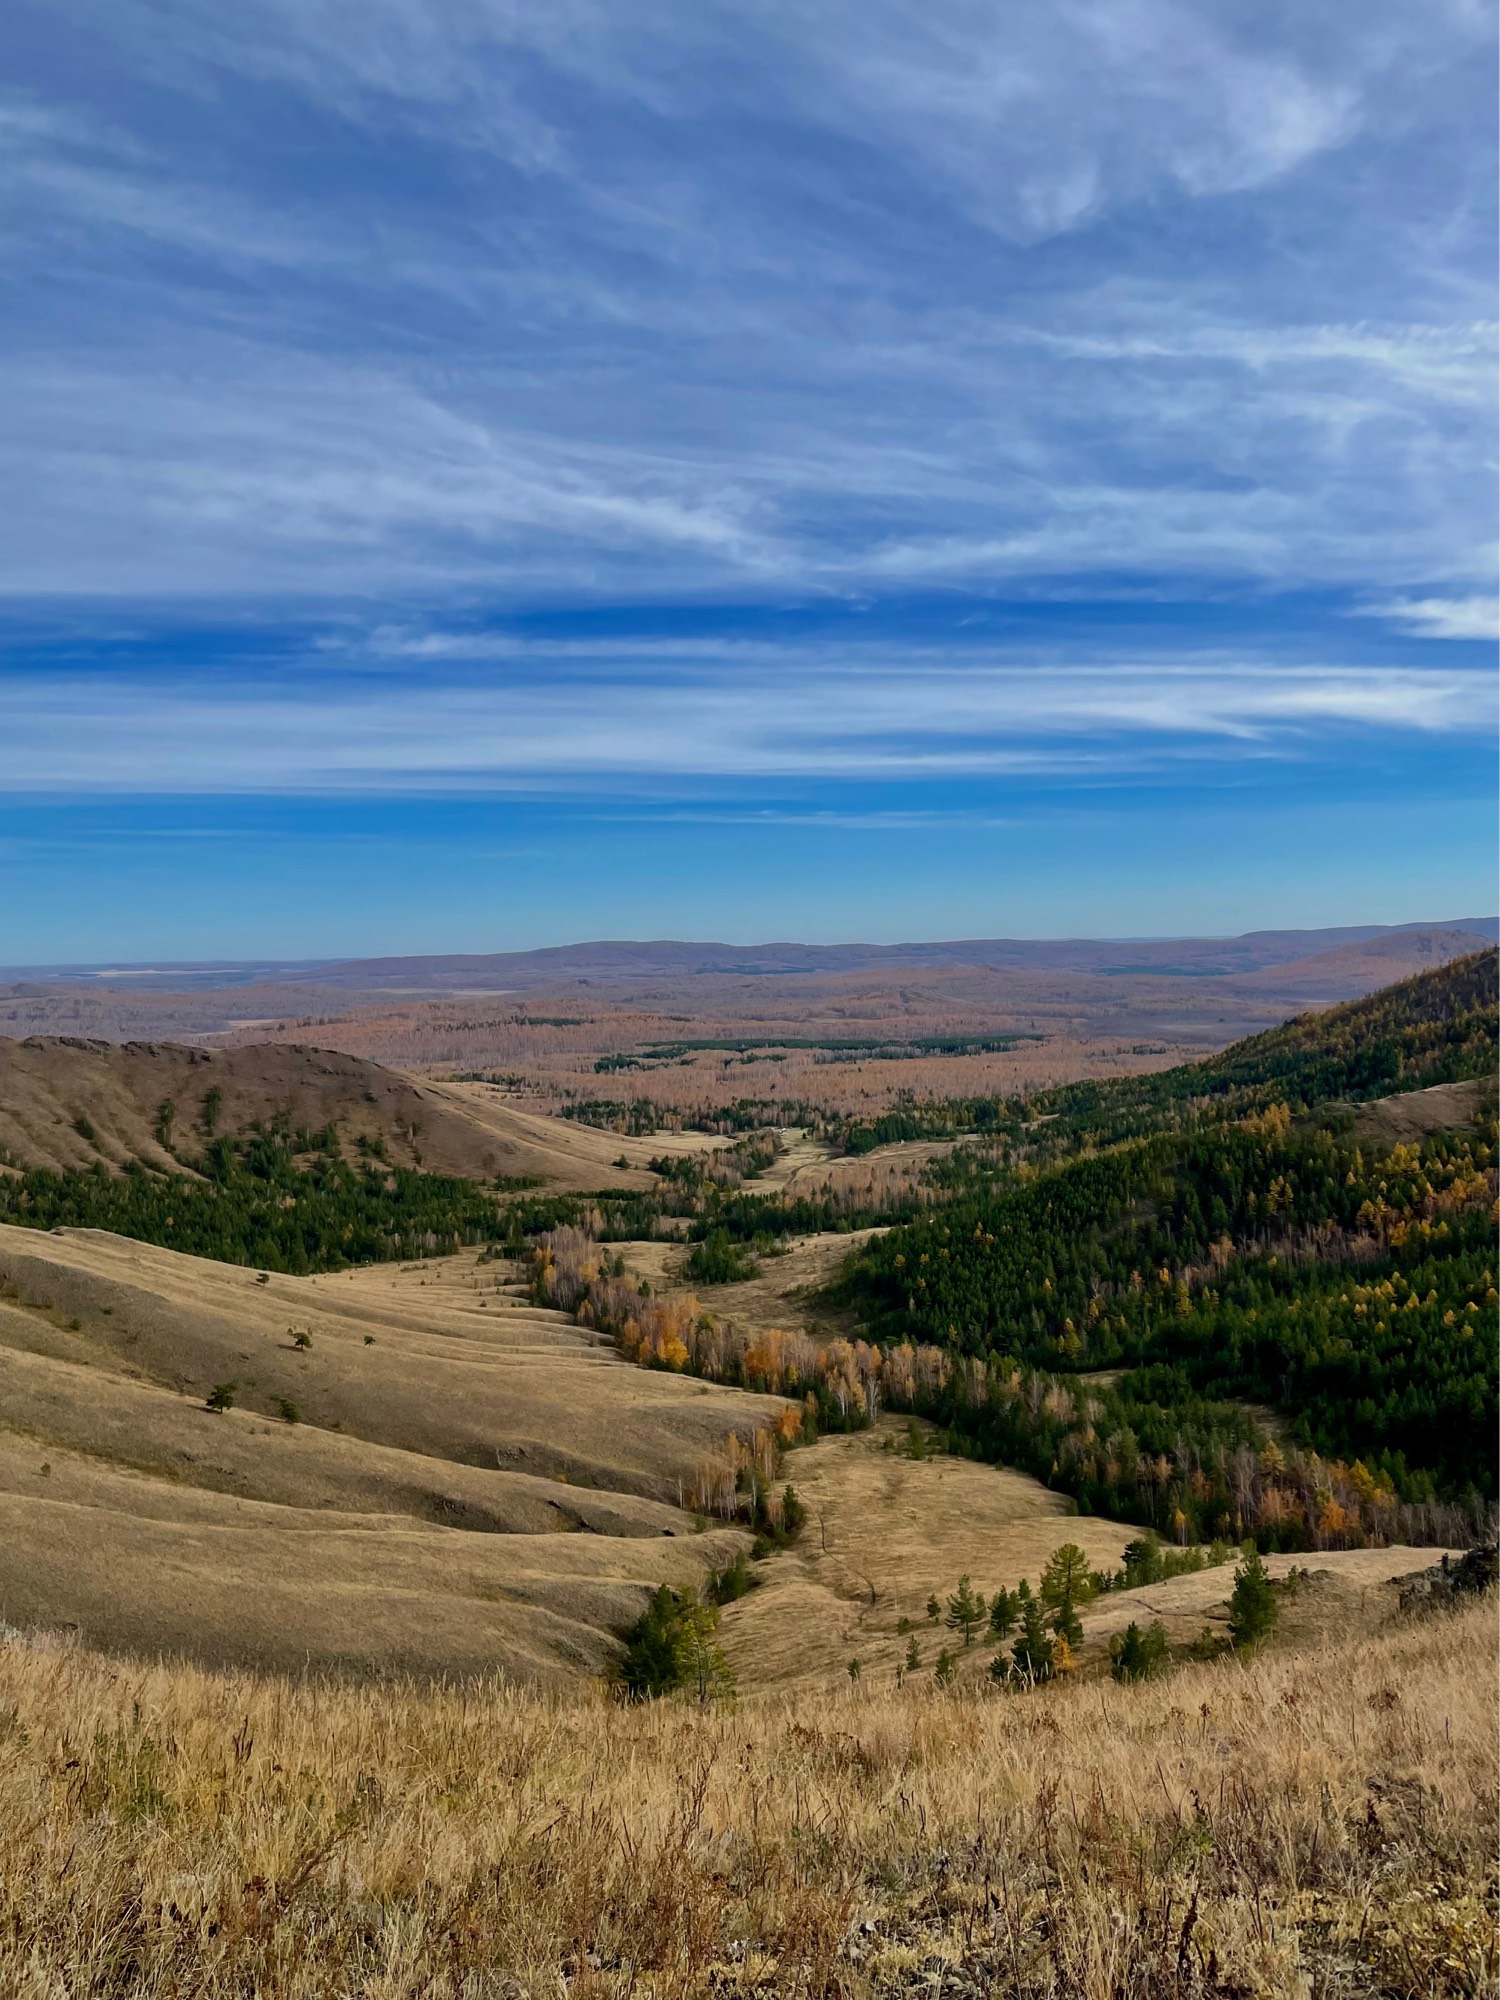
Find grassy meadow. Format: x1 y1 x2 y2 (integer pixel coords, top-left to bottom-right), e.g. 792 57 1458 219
0 1598 1492 2000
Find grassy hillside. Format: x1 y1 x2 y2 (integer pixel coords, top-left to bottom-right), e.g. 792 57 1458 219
1033 945 1497 1148
1 1597 1491 1998
0 1227 795 1678
0 1034 680 1187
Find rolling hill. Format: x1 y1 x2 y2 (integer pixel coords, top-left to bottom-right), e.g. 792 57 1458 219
0 1224 786 1679
0 1036 692 1187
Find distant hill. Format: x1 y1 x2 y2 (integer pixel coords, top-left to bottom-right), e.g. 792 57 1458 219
1198 946 1498 1107
4 918 1495 994
0 1038 663 1187
1233 926 1495 1001
1038 947 1497 1140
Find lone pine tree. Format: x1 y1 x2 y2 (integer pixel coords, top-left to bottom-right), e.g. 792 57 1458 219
1040 1542 1094 1649
1228 1550 1279 1653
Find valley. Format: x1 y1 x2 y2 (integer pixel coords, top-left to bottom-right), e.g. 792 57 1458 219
0 939 1494 1998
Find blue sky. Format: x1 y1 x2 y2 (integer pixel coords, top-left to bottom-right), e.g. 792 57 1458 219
2 0 1495 959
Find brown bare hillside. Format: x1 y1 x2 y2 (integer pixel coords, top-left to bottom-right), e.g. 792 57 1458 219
1348 1073 1497 1145
0 1227 799 1679
1235 925 1493 1001
0 1036 679 1186
0 1226 787 1496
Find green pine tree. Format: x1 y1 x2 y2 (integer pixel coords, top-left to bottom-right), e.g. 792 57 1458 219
1109 1619 1170 1682
1040 1542 1095 1649
1228 1551 1279 1653
986 1586 1018 1641
945 1574 986 1646
1010 1593 1055 1684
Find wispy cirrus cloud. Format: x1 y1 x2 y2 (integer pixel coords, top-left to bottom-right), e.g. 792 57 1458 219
0 0 1494 956
0 0 1493 608
1363 596 1499 641
3 652 1490 791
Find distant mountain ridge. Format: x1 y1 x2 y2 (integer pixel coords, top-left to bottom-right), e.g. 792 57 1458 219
4 918 1494 995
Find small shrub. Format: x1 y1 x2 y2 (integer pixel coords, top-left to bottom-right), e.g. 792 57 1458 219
276 1398 301 1425
1110 1619 1170 1683
616 1586 735 1704
709 1552 756 1604
206 1382 237 1412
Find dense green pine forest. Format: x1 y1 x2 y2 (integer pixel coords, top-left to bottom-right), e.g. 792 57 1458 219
839 953 1498 1504
0 1124 520 1272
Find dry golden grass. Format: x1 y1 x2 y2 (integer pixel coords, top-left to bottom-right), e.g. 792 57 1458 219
620 1229 883 1346
710 1421 1447 1691
0 1599 1491 1999
718 1419 1133 1690
0 1229 792 1680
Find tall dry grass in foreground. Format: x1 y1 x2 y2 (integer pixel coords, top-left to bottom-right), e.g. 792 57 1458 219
0 1606 1493 2000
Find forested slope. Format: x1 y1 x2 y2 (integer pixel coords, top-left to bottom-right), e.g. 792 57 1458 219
838 954 1498 1509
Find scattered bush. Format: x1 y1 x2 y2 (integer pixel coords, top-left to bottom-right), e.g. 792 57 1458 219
616 1586 735 1703
682 1230 759 1285
1110 1619 1170 1682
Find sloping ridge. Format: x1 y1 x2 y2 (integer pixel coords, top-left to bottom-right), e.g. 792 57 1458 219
0 1036 652 1186
0 1224 784 1680
1233 926 1494 1000
1204 945 1498 1101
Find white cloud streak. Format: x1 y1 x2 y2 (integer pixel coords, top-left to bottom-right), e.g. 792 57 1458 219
1366 596 1500 641
3 659 1490 791
0 0 1492 606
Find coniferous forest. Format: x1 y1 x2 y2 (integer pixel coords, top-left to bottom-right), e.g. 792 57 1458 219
837 953 1497 1509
